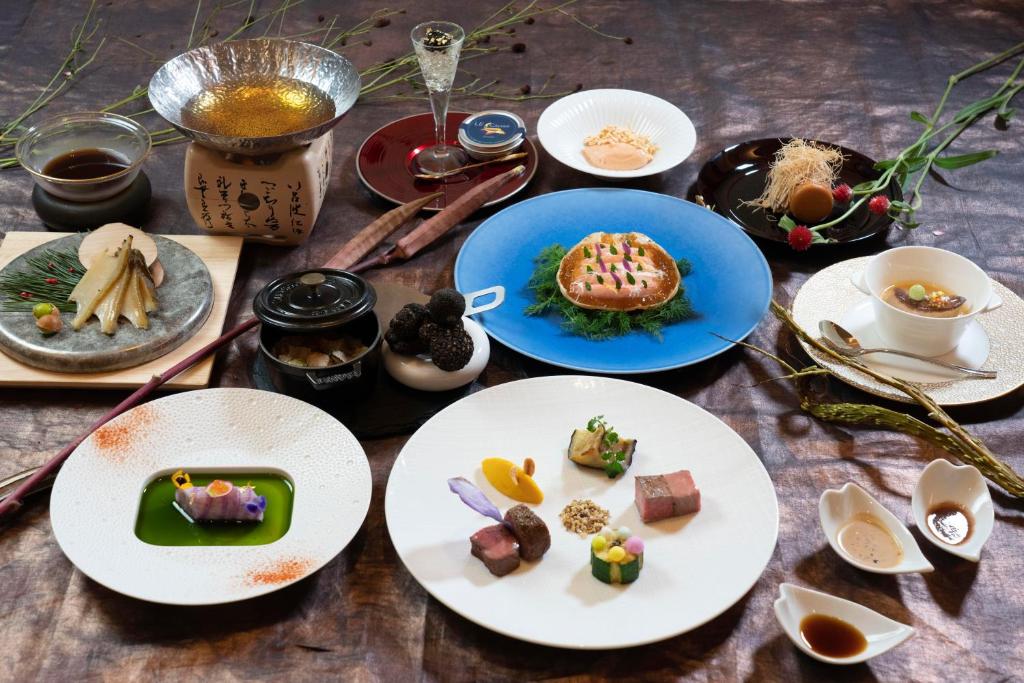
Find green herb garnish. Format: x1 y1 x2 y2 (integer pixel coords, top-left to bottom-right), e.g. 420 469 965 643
586 415 627 478
609 245 618 255
525 244 696 340
637 246 645 257
626 272 636 285
583 246 592 258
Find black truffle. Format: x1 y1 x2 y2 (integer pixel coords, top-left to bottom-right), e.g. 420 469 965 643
429 326 474 371
388 303 429 340
418 319 444 346
385 329 424 356
427 288 466 327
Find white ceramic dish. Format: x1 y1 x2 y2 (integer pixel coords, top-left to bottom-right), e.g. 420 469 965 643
537 89 696 179
911 460 993 562
383 316 490 391
819 483 933 574
774 583 914 665
49 388 372 605
385 375 779 649
852 246 1002 357
791 256 1024 406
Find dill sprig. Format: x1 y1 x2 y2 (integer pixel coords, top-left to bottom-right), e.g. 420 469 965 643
0 248 84 312
525 244 695 341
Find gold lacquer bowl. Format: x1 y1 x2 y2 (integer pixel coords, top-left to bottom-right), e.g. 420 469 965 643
148 38 360 155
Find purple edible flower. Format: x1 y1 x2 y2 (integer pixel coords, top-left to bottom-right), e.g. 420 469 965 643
622 259 632 272
448 477 503 523
611 271 623 288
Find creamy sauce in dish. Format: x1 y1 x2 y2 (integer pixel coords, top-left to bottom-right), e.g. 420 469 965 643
880 280 969 318
582 142 653 171
837 512 903 568
926 502 972 545
799 614 868 658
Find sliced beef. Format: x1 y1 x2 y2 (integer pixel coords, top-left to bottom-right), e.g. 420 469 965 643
470 524 520 577
502 504 551 561
634 469 701 523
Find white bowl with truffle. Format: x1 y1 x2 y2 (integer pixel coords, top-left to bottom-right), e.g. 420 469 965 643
819 482 933 574
911 459 993 562
537 89 696 180
384 317 490 391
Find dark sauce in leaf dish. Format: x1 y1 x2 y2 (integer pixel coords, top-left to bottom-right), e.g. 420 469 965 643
926 502 972 545
799 614 868 658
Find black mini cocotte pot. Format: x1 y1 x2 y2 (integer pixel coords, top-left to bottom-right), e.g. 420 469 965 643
254 269 381 405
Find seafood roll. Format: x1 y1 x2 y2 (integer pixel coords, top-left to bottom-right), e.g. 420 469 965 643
172 470 266 522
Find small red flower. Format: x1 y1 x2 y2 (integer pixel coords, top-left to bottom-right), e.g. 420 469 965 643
67 267 76 273
788 225 814 252
832 184 853 203
19 291 32 299
45 277 58 284
868 195 890 215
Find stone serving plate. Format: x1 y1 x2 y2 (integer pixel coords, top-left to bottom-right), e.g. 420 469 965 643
0 233 212 373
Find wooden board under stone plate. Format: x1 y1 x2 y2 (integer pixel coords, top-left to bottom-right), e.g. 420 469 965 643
0 232 243 389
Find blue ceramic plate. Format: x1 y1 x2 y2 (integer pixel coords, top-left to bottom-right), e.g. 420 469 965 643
453 188 772 374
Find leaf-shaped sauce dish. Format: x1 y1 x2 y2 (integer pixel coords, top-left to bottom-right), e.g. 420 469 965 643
911 459 993 562
819 482 933 574
774 583 914 665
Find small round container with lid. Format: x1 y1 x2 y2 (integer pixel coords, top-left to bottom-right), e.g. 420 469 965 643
254 269 381 405
457 110 526 160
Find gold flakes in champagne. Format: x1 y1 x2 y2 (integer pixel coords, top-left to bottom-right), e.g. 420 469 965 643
180 77 335 138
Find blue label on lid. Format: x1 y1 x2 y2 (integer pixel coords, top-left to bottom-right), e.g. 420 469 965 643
459 113 524 145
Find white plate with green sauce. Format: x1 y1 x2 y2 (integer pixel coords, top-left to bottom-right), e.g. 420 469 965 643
49 388 371 605
385 376 779 649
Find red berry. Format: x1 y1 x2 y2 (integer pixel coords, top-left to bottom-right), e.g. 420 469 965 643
788 225 814 252
868 195 890 215
19 291 31 299
45 277 58 284
832 184 853 203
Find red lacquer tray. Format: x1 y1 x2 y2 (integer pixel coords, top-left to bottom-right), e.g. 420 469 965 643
356 112 538 211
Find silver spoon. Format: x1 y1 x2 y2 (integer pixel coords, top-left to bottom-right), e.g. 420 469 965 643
413 151 528 180
818 320 997 379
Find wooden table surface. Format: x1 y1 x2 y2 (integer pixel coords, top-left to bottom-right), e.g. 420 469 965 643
2 1 1023 681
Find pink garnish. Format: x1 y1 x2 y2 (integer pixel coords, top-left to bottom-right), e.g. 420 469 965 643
598 257 607 272
622 241 631 255
622 259 632 272
624 536 644 554
448 477 504 523
610 271 623 288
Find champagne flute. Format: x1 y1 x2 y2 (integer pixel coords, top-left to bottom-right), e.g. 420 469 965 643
410 21 469 175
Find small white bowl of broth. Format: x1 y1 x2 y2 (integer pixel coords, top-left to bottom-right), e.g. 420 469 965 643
852 246 1003 357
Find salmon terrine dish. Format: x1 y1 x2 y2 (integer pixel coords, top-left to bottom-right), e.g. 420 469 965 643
556 231 681 311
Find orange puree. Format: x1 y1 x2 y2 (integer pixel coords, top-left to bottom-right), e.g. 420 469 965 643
582 142 653 171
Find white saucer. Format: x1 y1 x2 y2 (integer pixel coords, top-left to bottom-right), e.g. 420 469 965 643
838 299 990 384
792 257 1024 406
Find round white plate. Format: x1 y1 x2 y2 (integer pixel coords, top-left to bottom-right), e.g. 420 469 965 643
50 388 372 605
385 376 778 649
792 257 1024 405
537 89 696 179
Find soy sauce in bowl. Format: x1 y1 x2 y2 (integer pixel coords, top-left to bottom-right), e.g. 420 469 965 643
799 614 868 658
42 148 131 180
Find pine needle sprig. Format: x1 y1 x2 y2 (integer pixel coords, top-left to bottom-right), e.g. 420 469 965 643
525 244 695 341
0 248 84 312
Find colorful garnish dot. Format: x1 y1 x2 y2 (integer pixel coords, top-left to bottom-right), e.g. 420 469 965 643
624 536 645 554
607 546 626 562
206 480 233 497
592 535 607 552
616 526 632 540
908 284 927 301
600 526 616 541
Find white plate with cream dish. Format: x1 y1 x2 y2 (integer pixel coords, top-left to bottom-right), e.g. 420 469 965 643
792 256 1024 406
49 388 372 605
537 89 696 180
385 375 778 649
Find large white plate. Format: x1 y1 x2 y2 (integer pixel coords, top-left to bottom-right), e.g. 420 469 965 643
385 376 778 649
50 388 372 605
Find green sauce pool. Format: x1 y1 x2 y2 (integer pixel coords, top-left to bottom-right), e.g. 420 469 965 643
134 472 294 546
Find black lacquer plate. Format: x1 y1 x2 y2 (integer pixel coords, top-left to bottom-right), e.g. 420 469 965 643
693 138 902 246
